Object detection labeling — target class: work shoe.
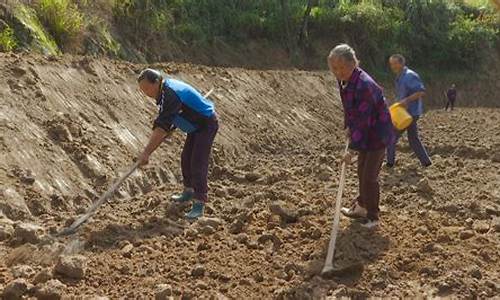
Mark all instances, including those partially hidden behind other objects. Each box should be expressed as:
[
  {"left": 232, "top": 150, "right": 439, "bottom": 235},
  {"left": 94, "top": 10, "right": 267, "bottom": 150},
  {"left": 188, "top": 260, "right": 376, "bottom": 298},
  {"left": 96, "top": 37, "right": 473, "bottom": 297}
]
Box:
[
  {"left": 171, "top": 188, "right": 194, "bottom": 203},
  {"left": 360, "top": 218, "right": 379, "bottom": 229},
  {"left": 341, "top": 203, "right": 367, "bottom": 219},
  {"left": 185, "top": 200, "right": 205, "bottom": 219}
]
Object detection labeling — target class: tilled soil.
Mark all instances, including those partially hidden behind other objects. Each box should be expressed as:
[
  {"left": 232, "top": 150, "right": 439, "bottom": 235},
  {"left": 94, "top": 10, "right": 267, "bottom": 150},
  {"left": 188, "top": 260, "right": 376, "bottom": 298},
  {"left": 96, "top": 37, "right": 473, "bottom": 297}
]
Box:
[{"left": 0, "top": 53, "right": 499, "bottom": 299}]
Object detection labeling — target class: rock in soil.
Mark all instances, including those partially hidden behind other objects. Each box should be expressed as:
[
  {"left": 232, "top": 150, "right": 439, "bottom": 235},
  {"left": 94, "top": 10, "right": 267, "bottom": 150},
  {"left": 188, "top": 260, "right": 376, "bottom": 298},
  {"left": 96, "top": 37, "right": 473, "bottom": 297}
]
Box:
[
  {"left": 154, "top": 284, "right": 173, "bottom": 300},
  {"left": 0, "top": 218, "right": 15, "bottom": 241},
  {"left": 33, "top": 268, "right": 53, "bottom": 284},
  {"left": 459, "top": 230, "right": 474, "bottom": 240},
  {"left": 54, "top": 255, "right": 88, "bottom": 280},
  {"left": 13, "top": 222, "right": 45, "bottom": 244},
  {"left": 269, "top": 201, "right": 298, "bottom": 223},
  {"left": 197, "top": 217, "right": 224, "bottom": 229},
  {"left": 121, "top": 243, "right": 134, "bottom": 258},
  {"left": 229, "top": 219, "right": 245, "bottom": 234},
  {"left": 191, "top": 265, "right": 206, "bottom": 277},
  {"left": 0, "top": 188, "right": 32, "bottom": 220},
  {"left": 34, "top": 279, "right": 66, "bottom": 300},
  {"left": 2, "top": 278, "right": 30, "bottom": 300},
  {"left": 11, "top": 264, "right": 35, "bottom": 279},
  {"left": 472, "top": 221, "right": 490, "bottom": 233}
]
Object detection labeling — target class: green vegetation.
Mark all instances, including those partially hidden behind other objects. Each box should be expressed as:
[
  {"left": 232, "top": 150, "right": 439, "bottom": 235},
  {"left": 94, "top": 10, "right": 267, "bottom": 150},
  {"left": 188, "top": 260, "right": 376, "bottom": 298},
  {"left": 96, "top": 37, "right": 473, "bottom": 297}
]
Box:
[
  {"left": 0, "top": 26, "right": 17, "bottom": 52},
  {"left": 1, "top": 0, "right": 498, "bottom": 70},
  {"left": 35, "top": 0, "right": 84, "bottom": 49},
  {"left": 110, "top": 0, "right": 499, "bottom": 70},
  {"left": 13, "top": 5, "right": 60, "bottom": 55}
]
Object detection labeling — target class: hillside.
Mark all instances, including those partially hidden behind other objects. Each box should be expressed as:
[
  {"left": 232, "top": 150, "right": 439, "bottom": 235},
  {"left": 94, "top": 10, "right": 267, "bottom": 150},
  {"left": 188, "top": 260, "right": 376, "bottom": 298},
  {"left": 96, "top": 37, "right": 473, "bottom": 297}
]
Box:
[{"left": 0, "top": 53, "right": 499, "bottom": 299}]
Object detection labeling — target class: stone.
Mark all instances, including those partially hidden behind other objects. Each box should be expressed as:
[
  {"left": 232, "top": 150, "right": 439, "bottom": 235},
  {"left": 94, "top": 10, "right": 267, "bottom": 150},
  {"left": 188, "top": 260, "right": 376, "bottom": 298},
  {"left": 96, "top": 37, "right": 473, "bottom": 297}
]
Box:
[
  {"left": 235, "top": 233, "right": 248, "bottom": 244},
  {"left": 1, "top": 188, "right": 31, "bottom": 220},
  {"left": 154, "top": 284, "right": 172, "bottom": 300},
  {"left": 11, "top": 265, "right": 35, "bottom": 279},
  {"left": 2, "top": 278, "right": 29, "bottom": 299},
  {"left": 238, "top": 278, "right": 251, "bottom": 286},
  {"left": 257, "top": 233, "right": 282, "bottom": 251},
  {"left": 12, "top": 66, "right": 27, "bottom": 77},
  {"left": 459, "top": 230, "right": 474, "bottom": 240},
  {"left": 196, "top": 280, "right": 208, "bottom": 290},
  {"left": 469, "top": 268, "right": 482, "bottom": 279},
  {"left": 473, "top": 221, "right": 490, "bottom": 233},
  {"left": 253, "top": 273, "right": 264, "bottom": 283},
  {"left": 415, "top": 226, "right": 428, "bottom": 235},
  {"left": 229, "top": 219, "right": 244, "bottom": 234},
  {"left": 485, "top": 205, "right": 500, "bottom": 216},
  {"left": 465, "top": 218, "right": 474, "bottom": 228},
  {"left": 14, "top": 222, "right": 45, "bottom": 244},
  {"left": 492, "top": 217, "right": 500, "bottom": 232},
  {"left": 269, "top": 201, "right": 298, "bottom": 223},
  {"left": 417, "top": 178, "right": 434, "bottom": 194},
  {"left": 121, "top": 243, "right": 134, "bottom": 258},
  {"left": 35, "top": 279, "right": 66, "bottom": 300},
  {"left": 197, "top": 225, "right": 216, "bottom": 235},
  {"left": 197, "top": 217, "right": 224, "bottom": 229},
  {"left": 214, "top": 188, "right": 228, "bottom": 198},
  {"left": 491, "top": 152, "right": 500, "bottom": 163},
  {"left": 245, "top": 172, "right": 261, "bottom": 182},
  {"left": 0, "top": 218, "right": 15, "bottom": 241},
  {"left": 54, "top": 255, "right": 87, "bottom": 280},
  {"left": 317, "top": 165, "right": 333, "bottom": 181},
  {"left": 33, "top": 268, "right": 53, "bottom": 284},
  {"left": 443, "top": 203, "right": 460, "bottom": 213},
  {"left": 191, "top": 264, "right": 205, "bottom": 277}
]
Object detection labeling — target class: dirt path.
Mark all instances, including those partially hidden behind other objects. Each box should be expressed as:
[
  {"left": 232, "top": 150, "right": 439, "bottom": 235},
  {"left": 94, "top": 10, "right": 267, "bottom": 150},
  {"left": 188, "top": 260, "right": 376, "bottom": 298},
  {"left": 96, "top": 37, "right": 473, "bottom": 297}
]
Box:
[{"left": 0, "top": 53, "right": 499, "bottom": 299}]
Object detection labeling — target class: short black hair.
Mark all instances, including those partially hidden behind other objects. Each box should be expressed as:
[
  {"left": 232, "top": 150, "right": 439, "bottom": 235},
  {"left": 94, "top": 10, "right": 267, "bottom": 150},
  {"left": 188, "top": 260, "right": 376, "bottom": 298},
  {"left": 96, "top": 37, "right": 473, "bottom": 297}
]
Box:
[{"left": 137, "top": 68, "right": 162, "bottom": 83}]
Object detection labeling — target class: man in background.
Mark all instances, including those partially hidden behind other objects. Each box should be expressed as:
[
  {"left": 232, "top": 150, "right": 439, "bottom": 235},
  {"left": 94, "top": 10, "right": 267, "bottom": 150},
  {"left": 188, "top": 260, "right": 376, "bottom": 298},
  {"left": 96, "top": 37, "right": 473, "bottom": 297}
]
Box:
[
  {"left": 386, "top": 54, "right": 432, "bottom": 168},
  {"left": 445, "top": 83, "right": 457, "bottom": 111}
]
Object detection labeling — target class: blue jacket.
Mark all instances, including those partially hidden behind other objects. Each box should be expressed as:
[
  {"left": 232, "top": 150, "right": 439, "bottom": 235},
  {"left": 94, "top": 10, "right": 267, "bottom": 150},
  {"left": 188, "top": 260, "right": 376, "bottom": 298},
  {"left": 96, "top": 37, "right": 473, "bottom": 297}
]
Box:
[
  {"left": 395, "top": 67, "right": 425, "bottom": 117},
  {"left": 154, "top": 78, "right": 216, "bottom": 133}
]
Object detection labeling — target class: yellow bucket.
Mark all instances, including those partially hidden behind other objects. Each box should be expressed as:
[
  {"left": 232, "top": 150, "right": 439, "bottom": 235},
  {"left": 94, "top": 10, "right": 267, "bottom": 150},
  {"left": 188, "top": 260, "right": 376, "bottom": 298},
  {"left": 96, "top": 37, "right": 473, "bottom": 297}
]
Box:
[{"left": 389, "top": 103, "right": 413, "bottom": 130}]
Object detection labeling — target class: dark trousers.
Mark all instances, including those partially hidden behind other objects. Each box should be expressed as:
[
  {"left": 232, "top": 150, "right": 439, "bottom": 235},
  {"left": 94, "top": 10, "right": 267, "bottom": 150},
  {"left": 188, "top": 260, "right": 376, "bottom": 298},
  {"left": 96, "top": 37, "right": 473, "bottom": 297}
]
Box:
[
  {"left": 445, "top": 99, "right": 455, "bottom": 110},
  {"left": 181, "top": 118, "right": 218, "bottom": 202},
  {"left": 386, "top": 117, "right": 431, "bottom": 167},
  {"left": 356, "top": 148, "right": 385, "bottom": 220}
]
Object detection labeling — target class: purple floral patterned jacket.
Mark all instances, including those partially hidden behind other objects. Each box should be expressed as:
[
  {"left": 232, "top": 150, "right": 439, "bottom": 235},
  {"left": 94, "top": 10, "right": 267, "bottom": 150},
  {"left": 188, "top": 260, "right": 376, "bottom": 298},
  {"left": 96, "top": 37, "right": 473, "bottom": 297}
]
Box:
[{"left": 339, "top": 68, "right": 394, "bottom": 151}]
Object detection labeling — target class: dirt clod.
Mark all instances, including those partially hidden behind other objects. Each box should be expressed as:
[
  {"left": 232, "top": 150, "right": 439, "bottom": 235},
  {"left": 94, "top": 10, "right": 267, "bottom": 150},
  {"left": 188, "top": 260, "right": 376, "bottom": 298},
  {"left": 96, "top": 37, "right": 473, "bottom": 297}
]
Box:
[
  {"left": 54, "top": 255, "right": 87, "bottom": 280},
  {"left": 2, "top": 278, "right": 30, "bottom": 300},
  {"left": 34, "top": 279, "right": 66, "bottom": 300},
  {"left": 154, "top": 284, "right": 173, "bottom": 300},
  {"left": 13, "top": 222, "right": 45, "bottom": 244}
]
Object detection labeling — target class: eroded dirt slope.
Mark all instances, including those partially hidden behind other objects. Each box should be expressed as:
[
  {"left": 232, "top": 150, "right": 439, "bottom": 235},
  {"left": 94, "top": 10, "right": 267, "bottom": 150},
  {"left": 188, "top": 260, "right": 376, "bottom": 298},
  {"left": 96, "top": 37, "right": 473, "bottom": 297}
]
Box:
[{"left": 0, "top": 53, "right": 499, "bottom": 299}]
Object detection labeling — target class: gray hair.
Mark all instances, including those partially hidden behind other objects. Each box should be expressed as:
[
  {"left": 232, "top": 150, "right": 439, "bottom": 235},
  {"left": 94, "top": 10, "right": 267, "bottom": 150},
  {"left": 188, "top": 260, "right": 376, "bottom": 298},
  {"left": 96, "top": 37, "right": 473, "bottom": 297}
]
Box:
[
  {"left": 328, "top": 44, "right": 359, "bottom": 66},
  {"left": 390, "top": 54, "right": 406, "bottom": 65}
]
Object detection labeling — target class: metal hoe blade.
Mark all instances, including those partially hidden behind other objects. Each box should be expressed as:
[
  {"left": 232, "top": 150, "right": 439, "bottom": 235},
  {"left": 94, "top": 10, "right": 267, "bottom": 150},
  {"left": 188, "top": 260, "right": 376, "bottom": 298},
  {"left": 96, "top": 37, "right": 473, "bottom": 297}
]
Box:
[{"left": 57, "top": 161, "right": 140, "bottom": 236}]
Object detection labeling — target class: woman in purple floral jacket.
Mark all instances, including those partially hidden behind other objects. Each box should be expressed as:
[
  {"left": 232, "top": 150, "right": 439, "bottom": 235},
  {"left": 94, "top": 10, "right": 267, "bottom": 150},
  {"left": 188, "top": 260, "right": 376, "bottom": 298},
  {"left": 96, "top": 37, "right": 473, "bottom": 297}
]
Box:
[{"left": 327, "top": 44, "right": 394, "bottom": 229}]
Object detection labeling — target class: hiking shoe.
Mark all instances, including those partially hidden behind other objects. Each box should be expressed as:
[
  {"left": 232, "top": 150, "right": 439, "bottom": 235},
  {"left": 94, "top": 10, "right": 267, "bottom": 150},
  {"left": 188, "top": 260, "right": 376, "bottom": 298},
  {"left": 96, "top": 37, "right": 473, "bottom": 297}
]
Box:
[
  {"left": 171, "top": 189, "right": 194, "bottom": 203},
  {"left": 341, "top": 203, "right": 367, "bottom": 219},
  {"left": 185, "top": 200, "right": 205, "bottom": 219},
  {"left": 360, "top": 219, "right": 379, "bottom": 229}
]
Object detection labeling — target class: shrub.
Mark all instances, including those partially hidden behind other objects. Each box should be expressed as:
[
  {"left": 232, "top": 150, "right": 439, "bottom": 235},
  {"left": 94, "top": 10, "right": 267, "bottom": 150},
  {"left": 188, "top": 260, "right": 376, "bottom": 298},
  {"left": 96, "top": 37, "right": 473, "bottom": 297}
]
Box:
[
  {"left": 36, "top": 0, "right": 85, "bottom": 48},
  {"left": 447, "top": 14, "right": 499, "bottom": 68},
  {"left": 0, "top": 26, "right": 17, "bottom": 52}
]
